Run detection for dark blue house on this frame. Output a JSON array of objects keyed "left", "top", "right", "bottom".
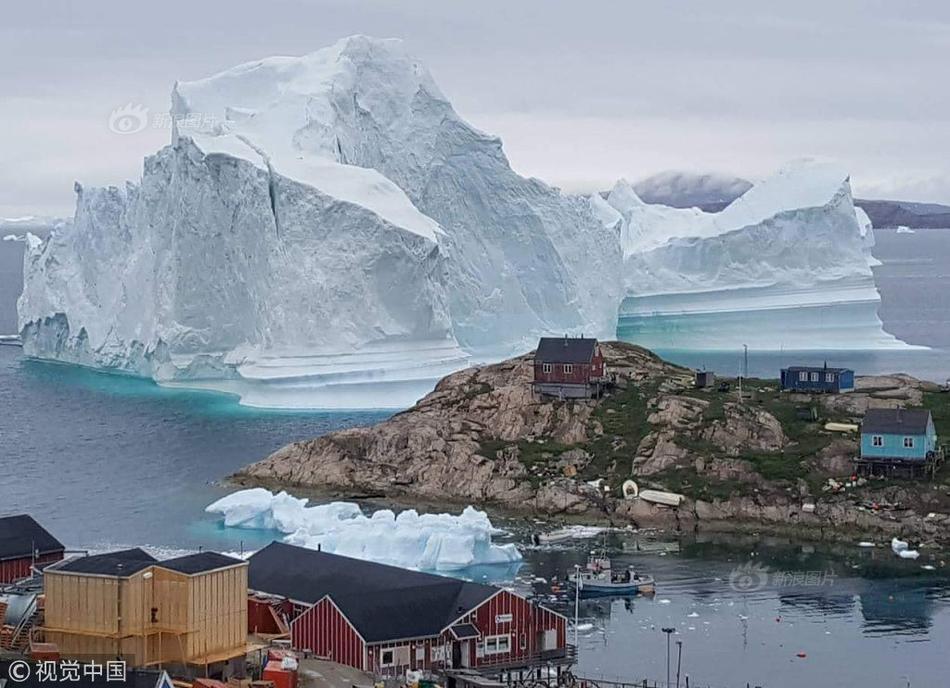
[{"left": 780, "top": 365, "right": 854, "bottom": 393}]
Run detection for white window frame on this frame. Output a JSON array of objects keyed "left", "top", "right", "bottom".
[
  {"left": 798, "top": 371, "right": 808, "bottom": 382},
  {"left": 825, "top": 372, "right": 835, "bottom": 383},
  {"left": 542, "top": 363, "right": 552, "bottom": 374},
  {"left": 483, "top": 634, "right": 511, "bottom": 656},
  {"left": 903, "top": 436, "right": 915, "bottom": 449},
  {"left": 872, "top": 435, "right": 884, "bottom": 447},
  {"left": 810, "top": 372, "right": 820, "bottom": 382},
  {"left": 380, "top": 649, "right": 395, "bottom": 667},
  {"left": 563, "top": 364, "right": 574, "bottom": 375}
]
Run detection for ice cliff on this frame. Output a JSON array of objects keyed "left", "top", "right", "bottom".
[
  {"left": 18, "top": 36, "right": 619, "bottom": 408},
  {"left": 18, "top": 37, "right": 909, "bottom": 409},
  {"left": 607, "top": 160, "right": 905, "bottom": 350}
]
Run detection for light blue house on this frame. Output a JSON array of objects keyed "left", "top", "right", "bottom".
[{"left": 860, "top": 408, "right": 937, "bottom": 462}]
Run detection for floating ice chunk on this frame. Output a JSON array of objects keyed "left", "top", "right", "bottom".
[
  {"left": 898, "top": 549, "right": 920, "bottom": 560},
  {"left": 858, "top": 541, "right": 875, "bottom": 548},
  {"left": 574, "top": 623, "right": 594, "bottom": 632},
  {"left": 206, "top": 488, "right": 521, "bottom": 571}
]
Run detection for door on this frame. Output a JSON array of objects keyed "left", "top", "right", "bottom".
[
  {"left": 542, "top": 629, "right": 557, "bottom": 651},
  {"left": 452, "top": 641, "right": 461, "bottom": 668},
  {"left": 460, "top": 640, "right": 471, "bottom": 668}
]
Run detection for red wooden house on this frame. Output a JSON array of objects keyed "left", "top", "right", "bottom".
[
  {"left": 0, "top": 514, "right": 64, "bottom": 584},
  {"left": 247, "top": 543, "right": 571, "bottom": 680},
  {"left": 533, "top": 337, "right": 606, "bottom": 399}
]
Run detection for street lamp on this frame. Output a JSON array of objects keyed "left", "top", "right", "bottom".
[
  {"left": 675, "top": 639, "right": 683, "bottom": 688},
  {"left": 661, "top": 628, "right": 675, "bottom": 687}
]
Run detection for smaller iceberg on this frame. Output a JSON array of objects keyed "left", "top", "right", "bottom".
[{"left": 206, "top": 488, "right": 521, "bottom": 571}]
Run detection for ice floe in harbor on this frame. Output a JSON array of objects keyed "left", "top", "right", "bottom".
[{"left": 205, "top": 487, "right": 521, "bottom": 571}]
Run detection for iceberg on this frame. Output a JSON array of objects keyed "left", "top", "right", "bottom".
[
  {"left": 607, "top": 160, "right": 910, "bottom": 351},
  {"left": 18, "top": 36, "right": 619, "bottom": 408},
  {"left": 17, "top": 37, "right": 913, "bottom": 409},
  {"left": 205, "top": 488, "right": 522, "bottom": 571}
]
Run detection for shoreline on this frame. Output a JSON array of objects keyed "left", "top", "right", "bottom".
[{"left": 227, "top": 473, "right": 950, "bottom": 555}]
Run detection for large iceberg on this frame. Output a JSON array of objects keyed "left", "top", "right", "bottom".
[
  {"left": 205, "top": 488, "right": 522, "bottom": 571},
  {"left": 607, "top": 161, "right": 908, "bottom": 351},
  {"left": 18, "top": 37, "right": 911, "bottom": 409},
  {"left": 18, "top": 36, "right": 619, "bottom": 407}
]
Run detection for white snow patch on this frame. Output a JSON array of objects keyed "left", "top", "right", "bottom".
[{"left": 205, "top": 488, "right": 521, "bottom": 571}]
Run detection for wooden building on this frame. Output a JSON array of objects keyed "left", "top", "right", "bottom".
[
  {"left": 43, "top": 549, "right": 248, "bottom": 673},
  {"left": 857, "top": 408, "right": 942, "bottom": 477},
  {"left": 0, "top": 515, "right": 64, "bottom": 584},
  {"left": 247, "top": 543, "right": 571, "bottom": 678},
  {"left": 533, "top": 337, "right": 605, "bottom": 399},
  {"left": 780, "top": 365, "right": 854, "bottom": 393}
]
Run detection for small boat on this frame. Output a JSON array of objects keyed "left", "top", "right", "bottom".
[
  {"left": 568, "top": 552, "right": 655, "bottom": 596},
  {"left": 638, "top": 489, "right": 684, "bottom": 507}
]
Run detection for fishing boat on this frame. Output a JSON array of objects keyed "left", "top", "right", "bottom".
[{"left": 568, "top": 552, "right": 655, "bottom": 596}]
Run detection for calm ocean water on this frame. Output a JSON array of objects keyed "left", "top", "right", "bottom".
[{"left": 2, "top": 228, "right": 949, "bottom": 686}]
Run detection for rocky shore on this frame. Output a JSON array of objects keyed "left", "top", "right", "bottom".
[{"left": 236, "top": 342, "right": 950, "bottom": 548}]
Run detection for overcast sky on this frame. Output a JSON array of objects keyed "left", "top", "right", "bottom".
[{"left": 2, "top": 0, "right": 948, "bottom": 216}]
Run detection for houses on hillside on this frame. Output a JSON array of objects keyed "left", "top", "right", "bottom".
[
  {"left": 247, "top": 542, "right": 571, "bottom": 681},
  {"left": 533, "top": 337, "right": 606, "bottom": 399},
  {"left": 857, "top": 408, "right": 942, "bottom": 478},
  {"left": 780, "top": 364, "right": 854, "bottom": 393}
]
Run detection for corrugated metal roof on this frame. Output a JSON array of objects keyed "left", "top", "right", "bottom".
[
  {"left": 535, "top": 337, "right": 598, "bottom": 364},
  {"left": 783, "top": 365, "right": 852, "bottom": 374},
  {"left": 861, "top": 408, "right": 932, "bottom": 435}
]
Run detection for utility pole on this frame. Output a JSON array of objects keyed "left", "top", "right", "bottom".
[
  {"left": 675, "top": 640, "right": 683, "bottom": 688},
  {"left": 574, "top": 565, "right": 581, "bottom": 647},
  {"left": 662, "top": 628, "right": 675, "bottom": 687}
]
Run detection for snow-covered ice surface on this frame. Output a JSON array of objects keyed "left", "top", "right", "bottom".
[
  {"left": 205, "top": 487, "right": 522, "bottom": 571},
  {"left": 17, "top": 37, "right": 915, "bottom": 409},
  {"left": 609, "top": 160, "right": 913, "bottom": 351}
]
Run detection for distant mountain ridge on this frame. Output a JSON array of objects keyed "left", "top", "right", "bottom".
[{"left": 634, "top": 171, "right": 950, "bottom": 228}]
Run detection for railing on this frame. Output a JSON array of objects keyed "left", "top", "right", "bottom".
[{"left": 470, "top": 645, "right": 578, "bottom": 673}]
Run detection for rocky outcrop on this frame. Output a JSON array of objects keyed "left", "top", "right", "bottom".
[{"left": 239, "top": 341, "right": 950, "bottom": 544}]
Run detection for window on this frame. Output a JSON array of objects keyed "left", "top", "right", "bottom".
[
  {"left": 825, "top": 373, "right": 835, "bottom": 383},
  {"left": 520, "top": 633, "right": 527, "bottom": 651},
  {"left": 798, "top": 371, "right": 808, "bottom": 382},
  {"left": 872, "top": 435, "right": 884, "bottom": 447},
  {"left": 810, "top": 372, "right": 819, "bottom": 382},
  {"left": 563, "top": 364, "right": 573, "bottom": 374},
  {"left": 483, "top": 635, "right": 511, "bottom": 656},
  {"left": 381, "top": 650, "right": 394, "bottom": 667},
  {"left": 542, "top": 363, "right": 552, "bottom": 374},
  {"left": 904, "top": 437, "right": 915, "bottom": 449}
]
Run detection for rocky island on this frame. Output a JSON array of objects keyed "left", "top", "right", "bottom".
[{"left": 237, "top": 342, "right": 950, "bottom": 547}]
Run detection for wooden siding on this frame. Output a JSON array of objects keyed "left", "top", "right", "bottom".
[
  {"left": 0, "top": 551, "right": 62, "bottom": 584},
  {"left": 43, "top": 563, "right": 247, "bottom": 667},
  {"left": 453, "top": 590, "right": 566, "bottom": 669},
  {"left": 292, "top": 598, "right": 365, "bottom": 670}
]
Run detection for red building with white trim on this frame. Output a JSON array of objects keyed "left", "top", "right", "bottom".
[
  {"left": 247, "top": 543, "right": 571, "bottom": 679},
  {"left": 533, "top": 337, "right": 606, "bottom": 399},
  {"left": 0, "top": 514, "right": 64, "bottom": 584}
]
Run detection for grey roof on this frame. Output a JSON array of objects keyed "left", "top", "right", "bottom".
[
  {"left": 158, "top": 551, "right": 245, "bottom": 575},
  {"left": 450, "top": 623, "right": 481, "bottom": 640},
  {"left": 862, "top": 408, "right": 933, "bottom": 435},
  {"left": 0, "top": 514, "right": 64, "bottom": 562},
  {"left": 535, "top": 337, "right": 598, "bottom": 364},
  {"left": 248, "top": 542, "right": 497, "bottom": 643},
  {"left": 783, "top": 365, "right": 852, "bottom": 374},
  {"left": 55, "top": 548, "right": 157, "bottom": 577}
]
